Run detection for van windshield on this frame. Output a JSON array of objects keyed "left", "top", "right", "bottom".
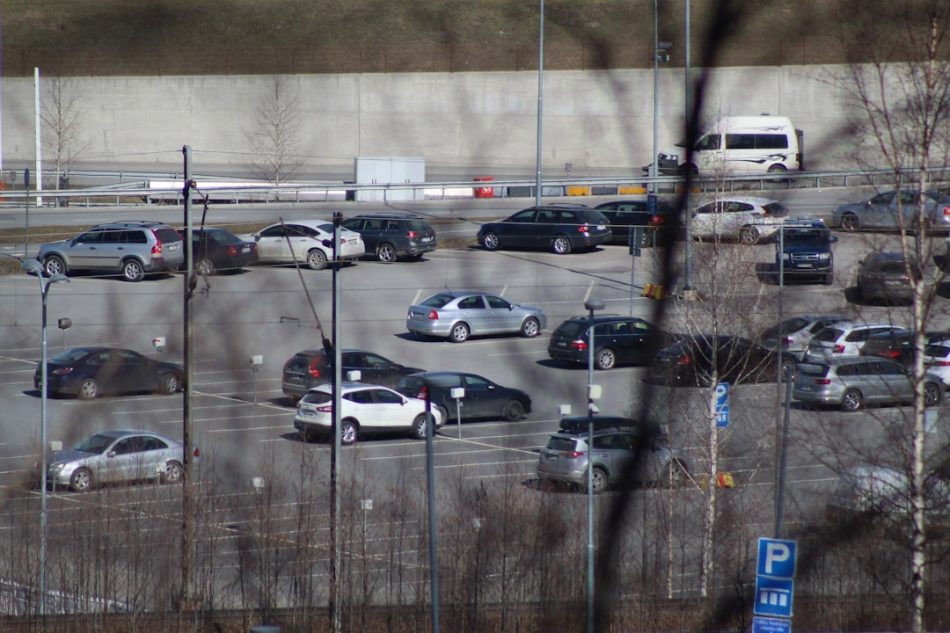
[{"left": 695, "top": 134, "right": 720, "bottom": 151}]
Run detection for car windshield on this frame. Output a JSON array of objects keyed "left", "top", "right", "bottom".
[
  {"left": 50, "top": 348, "right": 92, "bottom": 364},
  {"left": 421, "top": 293, "right": 455, "bottom": 308},
  {"left": 785, "top": 232, "right": 826, "bottom": 246},
  {"left": 761, "top": 318, "right": 809, "bottom": 339},
  {"left": 73, "top": 433, "right": 116, "bottom": 454}
]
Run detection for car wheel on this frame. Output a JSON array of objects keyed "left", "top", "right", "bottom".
[
  {"left": 482, "top": 231, "right": 500, "bottom": 251},
  {"left": 435, "top": 405, "right": 449, "bottom": 424},
  {"left": 163, "top": 461, "right": 183, "bottom": 484},
  {"left": 503, "top": 400, "right": 525, "bottom": 422},
  {"left": 340, "top": 419, "right": 358, "bottom": 445},
  {"left": 307, "top": 249, "right": 328, "bottom": 270},
  {"left": 841, "top": 213, "right": 860, "bottom": 231},
  {"left": 641, "top": 229, "right": 655, "bottom": 248},
  {"left": 70, "top": 468, "right": 94, "bottom": 492},
  {"left": 78, "top": 378, "right": 99, "bottom": 400},
  {"left": 157, "top": 373, "right": 180, "bottom": 395},
  {"left": 122, "top": 258, "right": 145, "bottom": 282},
  {"left": 595, "top": 348, "right": 617, "bottom": 370},
  {"left": 410, "top": 414, "right": 431, "bottom": 440},
  {"left": 739, "top": 227, "right": 759, "bottom": 245},
  {"left": 841, "top": 388, "right": 863, "bottom": 412},
  {"left": 552, "top": 235, "right": 572, "bottom": 254},
  {"left": 196, "top": 257, "right": 214, "bottom": 276},
  {"left": 924, "top": 382, "right": 942, "bottom": 407},
  {"left": 376, "top": 243, "right": 397, "bottom": 263},
  {"left": 450, "top": 322, "right": 470, "bottom": 343},
  {"left": 43, "top": 255, "right": 67, "bottom": 277},
  {"left": 520, "top": 317, "right": 540, "bottom": 338},
  {"left": 588, "top": 467, "right": 608, "bottom": 494}
]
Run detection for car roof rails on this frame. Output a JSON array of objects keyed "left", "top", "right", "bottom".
[{"left": 558, "top": 415, "right": 654, "bottom": 434}]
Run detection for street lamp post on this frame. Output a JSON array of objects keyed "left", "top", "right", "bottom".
[
  {"left": 584, "top": 297, "right": 604, "bottom": 633},
  {"left": 22, "top": 258, "right": 69, "bottom": 616}
]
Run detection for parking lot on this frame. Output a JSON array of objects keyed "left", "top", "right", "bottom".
[{"left": 1, "top": 226, "right": 948, "bottom": 602}]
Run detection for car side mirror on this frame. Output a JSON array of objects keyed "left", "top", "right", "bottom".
[
  {"left": 253, "top": 234, "right": 260, "bottom": 241},
  {"left": 107, "top": 451, "right": 117, "bottom": 458},
  {"left": 508, "top": 305, "right": 514, "bottom": 311},
  {"left": 830, "top": 236, "right": 838, "bottom": 243}
]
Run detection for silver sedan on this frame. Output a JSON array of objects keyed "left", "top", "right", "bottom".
[
  {"left": 406, "top": 290, "right": 547, "bottom": 343},
  {"left": 46, "top": 429, "right": 187, "bottom": 492},
  {"left": 832, "top": 189, "right": 950, "bottom": 233}
]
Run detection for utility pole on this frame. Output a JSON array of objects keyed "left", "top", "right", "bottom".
[
  {"left": 180, "top": 145, "right": 195, "bottom": 616},
  {"left": 329, "top": 212, "right": 343, "bottom": 633}
]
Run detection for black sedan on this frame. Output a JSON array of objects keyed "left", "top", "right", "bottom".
[
  {"left": 180, "top": 227, "right": 258, "bottom": 275},
  {"left": 477, "top": 205, "right": 611, "bottom": 255},
  {"left": 35, "top": 347, "right": 183, "bottom": 400},
  {"left": 646, "top": 335, "right": 796, "bottom": 387},
  {"left": 594, "top": 199, "right": 679, "bottom": 247},
  {"left": 394, "top": 371, "right": 532, "bottom": 422},
  {"left": 548, "top": 315, "right": 672, "bottom": 370}
]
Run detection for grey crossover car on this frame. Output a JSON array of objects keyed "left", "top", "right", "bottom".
[
  {"left": 37, "top": 221, "right": 185, "bottom": 282},
  {"left": 342, "top": 213, "right": 437, "bottom": 262},
  {"left": 832, "top": 189, "right": 950, "bottom": 233},
  {"left": 537, "top": 417, "right": 690, "bottom": 493},
  {"left": 856, "top": 252, "right": 917, "bottom": 304},
  {"left": 46, "top": 429, "right": 187, "bottom": 492},
  {"left": 406, "top": 290, "right": 547, "bottom": 343},
  {"left": 793, "top": 356, "right": 943, "bottom": 411}
]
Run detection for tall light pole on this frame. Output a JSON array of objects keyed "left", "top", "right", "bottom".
[
  {"left": 584, "top": 297, "right": 604, "bottom": 633},
  {"left": 22, "top": 257, "right": 69, "bottom": 616},
  {"left": 534, "top": 0, "right": 545, "bottom": 208}
]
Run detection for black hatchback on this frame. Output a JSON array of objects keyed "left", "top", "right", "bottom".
[
  {"left": 180, "top": 227, "right": 258, "bottom": 275},
  {"left": 394, "top": 371, "right": 532, "bottom": 422},
  {"left": 548, "top": 315, "right": 671, "bottom": 370},
  {"left": 342, "top": 213, "right": 437, "bottom": 262},
  {"left": 647, "top": 335, "right": 795, "bottom": 387},
  {"left": 477, "top": 205, "right": 611, "bottom": 254},
  {"left": 281, "top": 348, "right": 424, "bottom": 402}
]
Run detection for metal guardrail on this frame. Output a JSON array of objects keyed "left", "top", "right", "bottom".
[{"left": 1, "top": 166, "right": 948, "bottom": 207}]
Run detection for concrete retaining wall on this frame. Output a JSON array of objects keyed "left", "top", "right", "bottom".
[{"left": 0, "top": 64, "right": 861, "bottom": 179}]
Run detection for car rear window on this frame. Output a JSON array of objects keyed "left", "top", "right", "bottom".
[
  {"left": 761, "top": 318, "right": 810, "bottom": 339},
  {"left": 554, "top": 321, "right": 586, "bottom": 338},
  {"left": 546, "top": 436, "right": 579, "bottom": 452},
  {"left": 407, "top": 220, "right": 431, "bottom": 232},
  {"left": 154, "top": 228, "right": 182, "bottom": 243},
  {"left": 925, "top": 345, "right": 950, "bottom": 359},
  {"left": 578, "top": 210, "right": 609, "bottom": 224},
  {"left": 301, "top": 390, "right": 332, "bottom": 404},
  {"left": 763, "top": 202, "right": 789, "bottom": 216},
  {"left": 797, "top": 363, "right": 829, "bottom": 377},
  {"left": 877, "top": 261, "right": 908, "bottom": 274},
  {"left": 812, "top": 328, "right": 844, "bottom": 342},
  {"left": 426, "top": 374, "right": 461, "bottom": 388},
  {"left": 421, "top": 293, "right": 455, "bottom": 308}
]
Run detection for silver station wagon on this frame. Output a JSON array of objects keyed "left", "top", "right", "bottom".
[{"left": 793, "top": 357, "right": 944, "bottom": 412}]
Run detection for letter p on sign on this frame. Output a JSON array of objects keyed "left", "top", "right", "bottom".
[{"left": 757, "top": 538, "right": 796, "bottom": 579}]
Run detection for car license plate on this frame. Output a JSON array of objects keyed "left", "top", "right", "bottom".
[
  {"left": 556, "top": 341, "right": 567, "bottom": 347},
  {"left": 597, "top": 225, "right": 606, "bottom": 230},
  {"left": 798, "top": 263, "right": 812, "bottom": 268},
  {"left": 421, "top": 237, "right": 432, "bottom": 243},
  {"left": 241, "top": 246, "right": 250, "bottom": 253}
]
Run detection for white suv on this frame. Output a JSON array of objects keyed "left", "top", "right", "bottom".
[
  {"left": 293, "top": 382, "right": 443, "bottom": 444},
  {"left": 805, "top": 322, "right": 908, "bottom": 362}
]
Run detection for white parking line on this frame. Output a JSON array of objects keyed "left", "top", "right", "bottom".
[
  {"left": 207, "top": 424, "right": 295, "bottom": 434},
  {"left": 156, "top": 412, "right": 291, "bottom": 425}
]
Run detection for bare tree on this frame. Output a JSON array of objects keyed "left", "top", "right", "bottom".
[
  {"left": 41, "top": 77, "right": 90, "bottom": 190},
  {"left": 245, "top": 75, "right": 306, "bottom": 185}
]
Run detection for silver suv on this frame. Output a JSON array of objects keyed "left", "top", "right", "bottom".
[
  {"left": 536, "top": 417, "right": 689, "bottom": 493},
  {"left": 38, "top": 221, "right": 184, "bottom": 282}
]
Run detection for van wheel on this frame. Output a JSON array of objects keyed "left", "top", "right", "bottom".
[
  {"left": 122, "top": 259, "right": 145, "bottom": 282},
  {"left": 739, "top": 227, "right": 759, "bottom": 245},
  {"left": 767, "top": 164, "right": 788, "bottom": 174}
]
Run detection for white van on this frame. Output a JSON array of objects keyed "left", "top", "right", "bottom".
[{"left": 659, "top": 115, "right": 803, "bottom": 176}]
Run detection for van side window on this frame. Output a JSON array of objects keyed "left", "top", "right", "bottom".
[
  {"left": 755, "top": 134, "right": 789, "bottom": 149},
  {"left": 725, "top": 134, "right": 755, "bottom": 149}
]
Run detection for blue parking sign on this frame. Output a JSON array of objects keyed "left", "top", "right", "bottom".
[
  {"left": 715, "top": 382, "right": 729, "bottom": 428},
  {"left": 757, "top": 538, "right": 797, "bottom": 578},
  {"left": 754, "top": 576, "right": 794, "bottom": 617}
]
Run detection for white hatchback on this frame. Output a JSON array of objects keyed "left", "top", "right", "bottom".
[
  {"left": 690, "top": 196, "right": 789, "bottom": 245},
  {"left": 804, "top": 322, "right": 908, "bottom": 362},
  {"left": 293, "top": 382, "right": 443, "bottom": 444},
  {"left": 242, "top": 219, "right": 364, "bottom": 270}
]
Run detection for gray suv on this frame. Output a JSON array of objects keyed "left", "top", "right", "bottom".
[
  {"left": 38, "top": 221, "right": 185, "bottom": 282},
  {"left": 342, "top": 213, "right": 437, "bottom": 262},
  {"left": 536, "top": 417, "right": 689, "bottom": 493}
]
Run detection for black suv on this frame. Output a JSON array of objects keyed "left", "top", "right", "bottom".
[
  {"left": 594, "top": 198, "right": 679, "bottom": 247},
  {"left": 775, "top": 219, "right": 836, "bottom": 284},
  {"left": 342, "top": 213, "right": 437, "bottom": 262},
  {"left": 548, "top": 315, "right": 671, "bottom": 370},
  {"left": 281, "top": 349, "right": 424, "bottom": 402},
  {"left": 477, "top": 204, "right": 611, "bottom": 254}
]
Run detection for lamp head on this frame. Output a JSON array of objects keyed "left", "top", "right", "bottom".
[
  {"left": 21, "top": 258, "right": 42, "bottom": 275},
  {"left": 584, "top": 298, "right": 605, "bottom": 312}
]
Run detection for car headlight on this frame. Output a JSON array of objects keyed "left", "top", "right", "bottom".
[
  {"left": 50, "top": 462, "right": 67, "bottom": 472},
  {"left": 818, "top": 252, "right": 831, "bottom": 260},
  {"left": 781, "top": 253, "right": 790, "bottom": 260}
]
